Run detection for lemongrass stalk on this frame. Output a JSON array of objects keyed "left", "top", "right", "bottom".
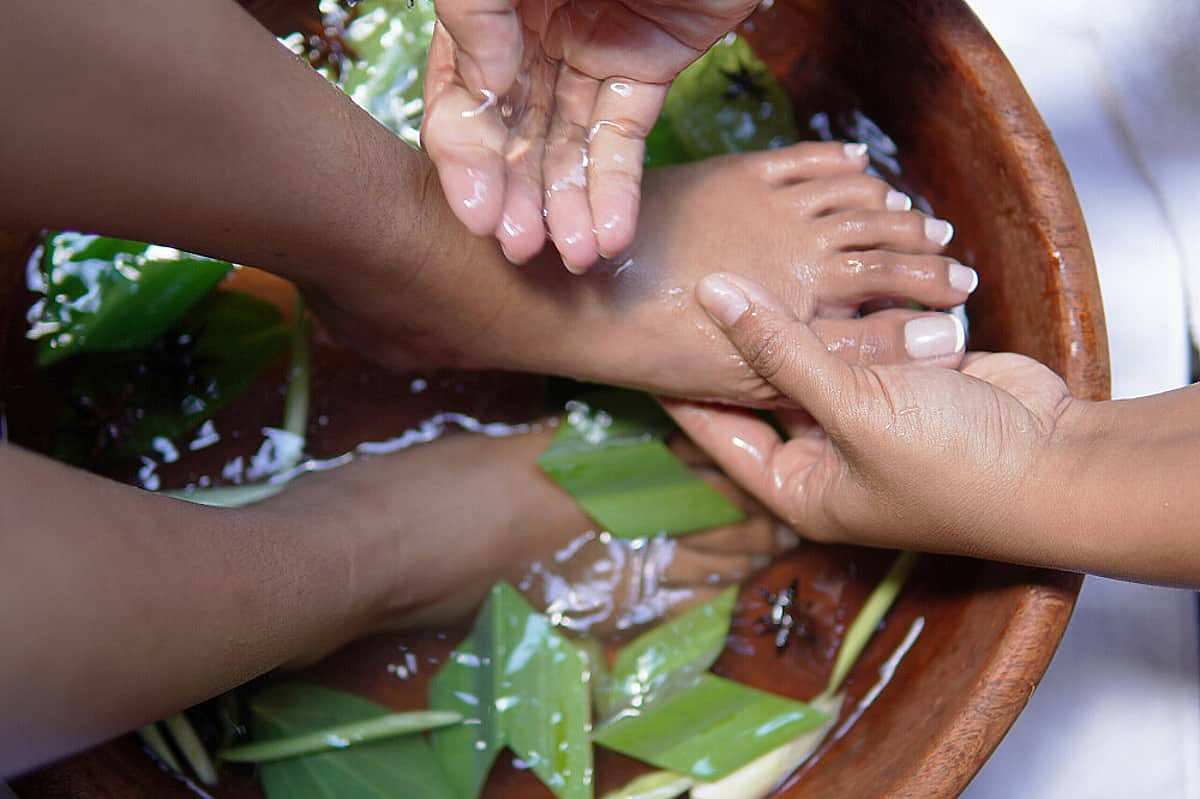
[
  {"left": 599, "top": 770, "right": 694, "bottom": 799},
  {"left": 138, "top": 723, "right": 182, "bottom": 772},
  {"left": 282, "top": 291, "right": 310, "bottom": 441},
  {"left": 823, "top": 550, "right": 917, "bottom": 698},
  {"left": 163, "top": 712, "right": 218, "bottom": 786},
  {"left": 220, "top": 710, "right": 462, "bottom": 764}
]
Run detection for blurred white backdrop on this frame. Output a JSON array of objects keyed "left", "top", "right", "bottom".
[{"left": 963, "top": 1, "right": 1200, "bottom": 796}]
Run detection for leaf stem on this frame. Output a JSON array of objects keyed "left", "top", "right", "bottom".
[
  {"left": 163, "top": 712, "right": 219, "bottom": 786},
  {"left": 823, "top": 550, "right": 917, "bottom": 698},
  {"left": 219, "top": 710, "right": 462, "bottom": 763}
]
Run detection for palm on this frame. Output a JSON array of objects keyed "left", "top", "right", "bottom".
[
  {"left": 668, "top": 352, "right": 1074, "bottom": 549},
  {"left": 422, "top": 0, "right": 758, "bottom": 271}
]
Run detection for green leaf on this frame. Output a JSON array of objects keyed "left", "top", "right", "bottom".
[
  {"left": 250, "top": 683, "right": 456, "bottom": 799},
  {"left": 538, "top": 391, "right": 745, "bottom": 538},
  {"left": 592, "top": 674, "right": 828, "bottom": 782},
  {"left": 334, "top": 0, "right": 437, "bottom": 146},
  {"left": 222, "top": 709, "right": 461, "bottom": 763},
  {"left": 599, "top": 770, "right": 694, "bottom": 799},
  {"left": 430, "top": 583, "right": 593, "bottom": 799},
  {"left": 48, "top": 289, "right": 289, "bottom": 462},
  {"left": 690, "top": 692, "right": 843, "bottom": 799},
  {"left": 659, "top": 35, "right": 799, "bottom": 163},
  {"left": 825, "top": 550, "right": 917, "bottom": 697},
  {"left": 600, "top": 586, "right": 737, "bottom": 719},
  {"left": 33, "top": 232, "right": 231, "bottom": 366}
]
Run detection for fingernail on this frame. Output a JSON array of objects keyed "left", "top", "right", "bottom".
[
  {"left": 905, "top": 314, "right": 965, "bottom": 359},
  {"left": 886, "top": 190, "right": 913, "bottom": 211},
  {"left": 925, "top": 218, "right": 955, "bottom": 246},
  {"left": 844, "top": 142, "right": 869, "bottom": 158},
  {"left": 949, "top": 262, "right": 979, "bottom": 294},
  {"left": 697, "top": 274, "right": 750, "bottom": 327}
]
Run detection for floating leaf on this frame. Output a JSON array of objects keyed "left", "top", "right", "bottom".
[
  {"left": 31, "top": 232, "right": 231, "bottom": 366},
  {"left": 593, "top": 674, "right": 828, "bottom": 782},
  {"left": 538, "top": 391, "right": 744, "bottom": 538},
  {"left": 825, "top": 550, "right": 917, "bottom": 697},
  {"left": 250, "top": 682, "right": 455, "bottom": 799},
  {"left": 661, "top": 35, "right": 799, "bottom": 162},
  {"left": 600, "top": 587, "right": 737, "bottom": 719},
  {"left": 599, "top": 770, "right": 694, "bottom": 799},
  {"left": 430, "top": 583, "right": 593, "bottom": 799},
  {"left": 690, "top": 692, "right": 843, "bottom": 799},
  {"left": 47, "top": 289, "right": 289, "bottom": 463}
]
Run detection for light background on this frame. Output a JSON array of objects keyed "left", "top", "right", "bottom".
[{"left": 963, "top": 1, "right": 1200, "bottom": 796}]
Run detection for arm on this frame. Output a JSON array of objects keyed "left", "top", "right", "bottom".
[
  {"left": 665, "top": 272, "right": 1200, "bottom": 587},
  {"left": 0, "top": 0, "right": 429, "bottom": 287},
  {"left": 0, "top": 429, "right": 568, "bottom": 777}
]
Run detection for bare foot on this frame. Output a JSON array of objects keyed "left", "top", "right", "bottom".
[
  {"left": 306, "top": 141, "right": 975, "bottom": 405},
  {"left": 270, "top": 426, "right": 791, "bottom": 659}
]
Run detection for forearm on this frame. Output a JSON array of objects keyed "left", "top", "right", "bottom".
[
  {"left": 1033, "top": 385, "right": 1200, "bottom": 585},
  {"left": 1, "top": 0, "right": 427, "bottom": 287},
  {"left": 0, "top": 443, "right": 392, "bottom": 776}
]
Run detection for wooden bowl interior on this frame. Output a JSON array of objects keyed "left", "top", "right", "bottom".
[{"left": 2, "top": 0, "right": 1108, "bottom": 796}]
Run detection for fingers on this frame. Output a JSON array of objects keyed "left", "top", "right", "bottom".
[
  {"left": 432, "top": 0, "right": 522, "bottom": 98},
  {"left": 587, "top": 78, "right": 668, "bottom": 260},
  {"left": 693, "top": 273, "right": 854, "bottom": 429},
  {"left": 421, "top": 23, "right": 508, "bottom": 236},
  {"left": 543, "top": 64, "right": 601, "bottom": 272}
]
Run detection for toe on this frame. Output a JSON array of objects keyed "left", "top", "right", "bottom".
[
  {"left": 815, "top": 209, "right": 956, "bottom": 254},
  {"left": 750, "top": 140, "right": 871, "bottom": 185},
  {"left": 785, "top": 174, "right": 910, "bottom": 217},
  {"left": 814, "top": 251, "right": 978, "bottom": 310},
  {"left": 811, "top": 308, "right": 966, "bottom": 367}
]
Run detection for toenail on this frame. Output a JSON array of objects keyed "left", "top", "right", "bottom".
[
  {"left": 843, "top": 142, "right": 869, "bottom": 158},
  {"left": 949, "top": 262, "right": 979, "bottom": 294},
  {"left": 697, "top": 275, "right": 750, "bottom": 327},
  {"left": 905, "top": 314, "right": 965, "bottom": 359},
  {"left": 886, "top": 190, "right": 913, "bottom": 211},
  {"left": 924, "top": 218, "right": 955, "bottom": 247}
]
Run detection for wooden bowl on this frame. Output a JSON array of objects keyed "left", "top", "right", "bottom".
[{"left": 4, "top": 0, "right": 1107, "bottom": 796}]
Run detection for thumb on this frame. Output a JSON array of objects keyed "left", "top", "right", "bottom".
[
  {"left": 695, "top": 273, "right": 855, "bottom": 430},
  {"left": 433, "top": 0, "right": 523, "bottom": 98}
]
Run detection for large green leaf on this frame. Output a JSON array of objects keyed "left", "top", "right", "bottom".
[
  {"left": 538, "top": 391, "right": 744, "bottom": 538},
  {"left": 251, "top": 683, "right": 455, "bottom": 799},
  {"left": 312, "top": 0, "right": 436, "bottom": 146},
  {"left": 32, "top": 232, "right": 232, "bottom": 366},
  {"left": 430, "top": 583, "right": 593, "bottom": 799},
  {"left": 592, "top": 674, "right": 828, "bottom": 782},
  {"left": 660, "top": 35, "right": 799, "bottom": 162},
  {"left": 48, "top": 289, "right": 289, "bottom": 463},
  {"left": 600, "top": 586, "right": 737, "bottom": 719}
]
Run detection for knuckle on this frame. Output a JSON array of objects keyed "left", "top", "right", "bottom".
[{"left": 739, "top": 321, "right": 790, "bottom": 378}]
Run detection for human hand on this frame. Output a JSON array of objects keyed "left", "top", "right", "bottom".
[
  {"left": 661, "top": 273, "right": 1078, "bottom": 562},
  {"left": 421, "top": 0, "right": 759, "bottom": 272}
]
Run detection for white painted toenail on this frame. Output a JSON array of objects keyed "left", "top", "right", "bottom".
[
  {"left": 924, "top": 218, "right": 955, "bottom": 247},
  {"left": 949, "top": 262, "right": 979, "bottom": 294},
  {"left": 843, "top": 142, "right": 869, "bottom": 158},
  {"left": 886, "top": 190, "right": 913, "bottom": 211},
  {"left": 905, "top": 314, "right": 965, "bottom": 359}
]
